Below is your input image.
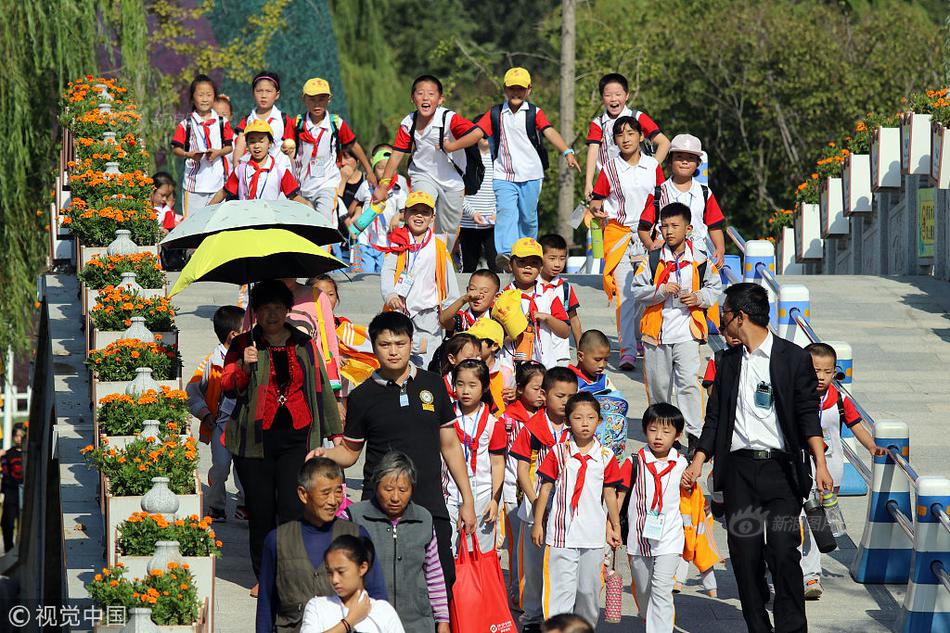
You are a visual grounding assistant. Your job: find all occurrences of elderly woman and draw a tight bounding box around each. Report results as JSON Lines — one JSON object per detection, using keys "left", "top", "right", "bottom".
{"left": 347, "top": 452, "right": 450, "bottom": 633}
{"left": 222, "top": 279, "right": 342, "bottom": 593}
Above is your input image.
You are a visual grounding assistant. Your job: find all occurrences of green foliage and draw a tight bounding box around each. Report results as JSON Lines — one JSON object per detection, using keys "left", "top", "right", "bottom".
{"left": 78, "top": 252, "right": 166, "bottom": 290}
{"left": 82, "top": 431, "right": 197, "bottom": 495}
{"left": 86, "top": 563, "right": 201, "bottom": 625}
{"left": 117, "top": 511, "right": 222, "bottom": 557}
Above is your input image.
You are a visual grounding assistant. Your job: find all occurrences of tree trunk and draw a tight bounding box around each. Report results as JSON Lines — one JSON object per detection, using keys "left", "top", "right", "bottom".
{"left": 557, "top": 0, "right": 576, "bottom": 244}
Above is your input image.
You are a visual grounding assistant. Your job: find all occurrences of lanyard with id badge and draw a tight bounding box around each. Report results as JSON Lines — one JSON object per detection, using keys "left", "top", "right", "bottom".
{"left": 643, "top": 456, "right": 676, "bottom": 540}
{"left": 394, "top": 231, "right": 431, "bottom": 298}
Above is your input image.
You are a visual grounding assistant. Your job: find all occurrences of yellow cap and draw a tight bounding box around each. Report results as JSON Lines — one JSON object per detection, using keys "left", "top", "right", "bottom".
{"left": 511, "top": 237, "right": 543, "bottom": 259}
{"left": 466, "top": 318, "right": 505, "bottom": 349}
{"left": 492, "top": 290, "right": 529, "bottom": 339}
{"left": 405, "top": 190, "right": 435, "bottom": 210}
{"left": 302, "top": 77, "right": 332, "bottom": 96}
{"left": 243, "top": 119, "right": 274, "bottom": 140}
{"left": 504, "top": 67, "right": 532, "bottom": 88}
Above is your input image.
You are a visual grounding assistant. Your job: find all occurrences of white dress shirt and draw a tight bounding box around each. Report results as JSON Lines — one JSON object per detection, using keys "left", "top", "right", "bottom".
{"left": 731, "top": 332, "right": 785, "bottom": 451}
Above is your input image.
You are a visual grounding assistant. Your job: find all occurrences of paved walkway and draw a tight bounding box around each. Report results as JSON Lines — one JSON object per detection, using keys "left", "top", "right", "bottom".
{"left": 166, "top": 272, "right": 950, "bottom": 632}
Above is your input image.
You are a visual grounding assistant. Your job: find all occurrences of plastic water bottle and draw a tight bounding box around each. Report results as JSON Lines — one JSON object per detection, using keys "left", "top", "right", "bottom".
{"left": 348, "top": 201, "right": 385, "bottom": 237}
{"left": 590, "top": 219, "right": 604, "bottom": 259}
{"left": 803, "top": 492, "right": 837, "bottom": 553}
{"left": 821, "top": 491, "right": 847, "bottom": 537}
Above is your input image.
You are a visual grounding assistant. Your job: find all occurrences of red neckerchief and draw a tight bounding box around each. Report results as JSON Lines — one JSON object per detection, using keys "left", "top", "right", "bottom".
{"left": 457, "top": 308, "right": 481, "bottom": 330}
{"left": 567, "top": 364, "right": 595, "bottom": 386}
{"left": 570, "top": 449, "right": 593, "bottom": 515}
{"left": 200, "top": 117, "right": 216, "bottom": 151}
{"left": 503, "top": 400, "right": 532, "bottom": 425}
{"left": 641, "top": 447, "right": 676, "bottom": 513}
{"left": 523, "top": 409, "right": 568, "bottom": 447}
{"left": 455, "top": 403, "right": 491, "bottom": 475}
{"left": 297, "top": 115, "right": 327, "bottom": 174}
{"left": 653, "top": 241, "right": 694, "bottom": 291}
{"left": 247, "top": 155, "right": 274, "bottom": 199}
{"left": 820, "top": 384, "right": 838, "bottom": 410}
{"left": 443, "top": 374, "right": 457, "bottom": 402}
{"left": 540, "top": 276, "right": 563, "bottom": 294}
{"left": 376, "top": 227, "right": 432, "bottom": 255}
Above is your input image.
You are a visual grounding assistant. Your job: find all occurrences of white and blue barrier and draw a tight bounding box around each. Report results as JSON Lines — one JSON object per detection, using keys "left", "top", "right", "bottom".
{"left": 743, "top": 239, "right": 779, "bottom": 329}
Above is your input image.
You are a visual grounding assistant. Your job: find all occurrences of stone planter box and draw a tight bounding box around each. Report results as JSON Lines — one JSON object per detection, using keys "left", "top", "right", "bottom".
{"left": 819, "top": 177, "right": 849, "bottom": 238}
{"left": 102, "top": 474, "right": 202, "bottom": 567}
{"left": 91, "top": 377, "right": 182, "bottom": 437}
{"left": 82, "top": 284, "right": 166, "bottom": 319}
{"left": 77, "top": 241, "right": 159, "bottom": 269}
{"left": 116, "top": 556, "right": 216, "bottom": 632}
{"left": 88, "top": 328, "right": 177, "bottom": 357}
{"left": 93, "top": 599, "right": 209, "bottom": 633}
{"left": 930, "top": 121, "right": 950, "bottom": 189}
{"left": 900, "top": 111, "right": 932, "bottom": 175}
{"left": 777, "top": 227, "right": 804, "bottom": 274}
{"left": 794, "top": 203, "right": 823, "bottom": 262}
{"left": 842, "top": 153, "right": 872, "bottom": 215}
{"left": 871, "top": 126, "right": 902, "bottom": 190}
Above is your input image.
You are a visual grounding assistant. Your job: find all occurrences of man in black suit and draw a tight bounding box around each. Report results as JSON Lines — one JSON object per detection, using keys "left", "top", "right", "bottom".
{"left": 682, "top": 283, "right": 833, "bottom": 633}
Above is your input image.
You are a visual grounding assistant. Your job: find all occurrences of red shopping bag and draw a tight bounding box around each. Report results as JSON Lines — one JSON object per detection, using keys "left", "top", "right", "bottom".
{"left": 449, "top": 531, "right": 517, "bottom": 633}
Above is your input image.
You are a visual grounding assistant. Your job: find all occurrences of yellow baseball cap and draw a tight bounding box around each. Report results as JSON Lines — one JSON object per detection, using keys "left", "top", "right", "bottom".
{"left": 492, "top": 290, "right": 529, "bottom": 339}
{"left": 302, "top": 77, "right": 332, "bottom": 96}
{"left": 504, "top": 67, "right": 532, "bottom": 88}
{"left": 511, "top": 237, "right": 543, "bottom": 259}
{"left": 405, "top": 190, "right": 435, "bottom": 210}
{"left": 467, "top": 318, "right": 505, "bottom": 348}
{"left": 243, "top": 119, "right": 274, "bottom": 141}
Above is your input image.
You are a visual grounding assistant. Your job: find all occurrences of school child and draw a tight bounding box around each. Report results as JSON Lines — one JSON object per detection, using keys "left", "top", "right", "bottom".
{"left": 0, "top": 424, "right": 24, "bottom": 552}
{"left": 232, "top": 70, "right": 295, "bottom": 162}
{"left": 435, "top": 333, "right": 481, "bottom": 399}
{"left": 584, "top": 72, "right": 670, "bottom": 197}
{"left": 458, "top": 138, "right": 499, "bottom": 272}
{"left": 800, "top": 343, "right": 886, "bottom": 598}
{"left": 170, "top": 74, "right": 235, "bottom": 216}
{"left": 439, "top": 269, "right": 501, "bottom": 336}
{"left": 617, "top": 403, "right": 689, "bottom": 633}
{"left": 447, "top": 67, "right": 580, "bottom": 264}
{"left": 374, "top": 75, "right": 480, "bottom": 251}
{"left": 509, "top": 366, "right": 577, "bottom": 632}
{"left": 532, "top": 392, "right": 622, "bottom": 626}
{"left": 630, "top": 202, "right": 721, "bottom": 448}
{"left": 209, "top": 120, "right": 311, "bottom": 205}
{"left": 355, "top": 148, "right": 409, "bottom": 274}
{"left": 588, "top": 115, "right": 666, "bottom": 371}
{"left": 567, "top": 329, "right": 628, "bottom": 462}
{"left": 496, "top": 361, "right": 546, "bottom": 608}
{"left": 379, "top": 190, "right": 460, "bottom": 367}
{"left": 186, "top": 305, "right": 247, "bottom": 522}
{"left": 497, "top": 238, "right": 570, "bottom": 368}
{"left": 638, "top": 134, "right": 726, "bottom": 267}
{"left": 291, "top": 77, "right": 374, "bottom": 223}
{"left": 212, "top": 94, "right": 234, "bottom": 179}
{"left": 465, "top": 317, "right": 514, "bottom": 415}
{"left": 444, "top": 359, "right": 507, "bottom": 554}
{"left": 538, "top": 233, "right": 582, "bottom": 363}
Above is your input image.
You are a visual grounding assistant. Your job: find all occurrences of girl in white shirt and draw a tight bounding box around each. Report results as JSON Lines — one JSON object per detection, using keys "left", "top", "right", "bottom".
{"left": 300, "top": 535, "right": 405, "bottom": 633}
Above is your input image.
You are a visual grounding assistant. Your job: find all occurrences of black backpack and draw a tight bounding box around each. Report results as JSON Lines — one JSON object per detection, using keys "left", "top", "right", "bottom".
{"left": 294, "top": 112, "right": 344, "bottom": 167}
{"left": 619, "top": 454, "right": 639, "bottom": 543}
{"left": 652, "top": 183, "right": 709, "bottom": 227}
{"left": 487, "top": 103, "right": 549, "bottom": 171}
{"left": 407, "top": 110, "right": 485, "bottom": 195}
{"left": 184, "top": 116, "right": 225, "bottom": 152}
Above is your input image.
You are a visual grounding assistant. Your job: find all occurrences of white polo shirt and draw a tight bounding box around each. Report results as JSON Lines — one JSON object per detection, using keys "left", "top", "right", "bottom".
{"left": 443, "top": 402, "right": 507, "bottom": 505}
{"left": 171, "top": 111, "right": 234, "bottom": 193}
{"left": 295, "top": 112, "right": 357, "bottom": 198}
{"left": 224, "top": 152, "right": 299, "bottom": 201}
{"left": 657, "top": 243, "right": 697, "bottom": 345}
{"left": 731, "top": 332, "right": 785, "bottom": 452}
{"left": 475, "top": 101, "right": 552, "bottom": 182}
{"left": 585, "top": 107, "right": 662, "bottom": 169}
{"left": 538, "top": 438, "right": 620, "bottom": 549}
{"left": 393, "top": 106, "right": 476, "bottom": 190}
{"left": 652, "top": 178, "right": 727, "bottom": 249}
{"left": 622, "top": 446, "right": 688, "bottom": 556}
{"left": 237, "top": 105, "right": 291, "bottom": 157}
{"left": 591, "top": 155, "right": 665, "bottom": 227}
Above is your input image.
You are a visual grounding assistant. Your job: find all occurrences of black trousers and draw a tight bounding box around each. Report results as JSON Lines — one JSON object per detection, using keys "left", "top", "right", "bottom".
{"left": 1, "top": 491, "right": 18, "bottom": 551}
{"left": 458, "top": 227, "right": 499, "bottom": 272}
{"left": 233, "top": 413, "right": 308, "bottom": 579}
{"left": 432, "top": 515, "right": 456, "bottom": 600}
{"left": 723, "top": 453, "right": 806, "bottom": 633}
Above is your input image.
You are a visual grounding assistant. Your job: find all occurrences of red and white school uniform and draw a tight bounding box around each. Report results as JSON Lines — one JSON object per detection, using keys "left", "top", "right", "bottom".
{"left": 475, "top": 102, "right": 551, "bottom": 183}
{"left": 171, "top": 111, "right": 235, "bottom": 213}
{"left": 495, "top": 400, "right": 533, "bottom": 605}
{"left": 817, "top": 384, "right": 861, "bottom": 487}
{"left": 586, "top": 106, "right": 662, "bottom": 170}
{"left": 294, "top": 112, "right": 358, "bottom": 221}
{"left": 640, "top": 178, "right": 726, "bottom": 253}
{"left": 621, "top": 446, "right": 688, "bottom": 633}
{"left": 235, "top": 106, "right": 294, "bottom": 157}
{"left": 591, "top": 154, "right": 665, "bottom": 360}
{"left": 538, "top": 275, "right": 580, "bottom": 366}
{"left": 498, "top": 280, "right": 570, "bottom": 368}
{"left": 538, "top": 438, "right": 620, "bottom": 624}
{"left": 442, "top": 402, "right": 507, "bottom": 554}
{"left": 223, "top": 153, "right": 301, "bottom": 201}
{"left": 392, "top": 107, "right": 477, "bottom": 249}
{"left": 155, "top": 204, "right": 183, "bottom": 231}
{"left": 508, "top": 409, "right": 570, "bottom": 625}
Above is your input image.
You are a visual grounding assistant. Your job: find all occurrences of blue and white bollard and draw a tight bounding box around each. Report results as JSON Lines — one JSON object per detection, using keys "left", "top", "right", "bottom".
{"left": 828, "top": 340, "right": 867, "bottom": 496}
{"left": 777, "top": 284, "right": 810, "bottom": 348}
{"left": 721, "top": 254, "right": 742, "bottom": 285}
{"left": 851, "top": 419, "right": 914, "bottom": 583}
{"left": 743, "top": 240, "right": 777, "bottom": 328}
{"left": 896, "top": 476, "right": 950, "bottom": 633}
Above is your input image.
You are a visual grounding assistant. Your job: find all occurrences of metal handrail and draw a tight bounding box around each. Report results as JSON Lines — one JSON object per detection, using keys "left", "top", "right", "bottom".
{"left": 727, "top": 226, "right": 746, "bottom": 253}
{"left": 888, "top": 445, "right": 920, "bottom": 484}
{"left": 886, "top": 500, "right": 915, "bottom": 540}
{"left": 932, "top": 502, "right": 950, "bottom": 536}
{"left": 841, "top": 440, "right": 872, "bottom": 485}
{"left": 754, "top": 262, "right": 781, "bottom": 295}
{"left": 934, "top": 560, "right": 950, "bottom": 596}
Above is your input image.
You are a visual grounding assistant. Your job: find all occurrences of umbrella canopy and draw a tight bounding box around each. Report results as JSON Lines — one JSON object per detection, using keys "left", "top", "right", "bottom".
{"left": 160, "top": 199, "right": 343, "bottom": 249}
{"left": 168, "top": 228, "right": 345, "bottom": 296}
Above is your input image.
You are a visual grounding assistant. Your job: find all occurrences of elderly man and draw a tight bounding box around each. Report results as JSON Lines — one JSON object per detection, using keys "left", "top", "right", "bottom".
{"left": 256, "top": 458, "right": 387, "bottom": 633}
